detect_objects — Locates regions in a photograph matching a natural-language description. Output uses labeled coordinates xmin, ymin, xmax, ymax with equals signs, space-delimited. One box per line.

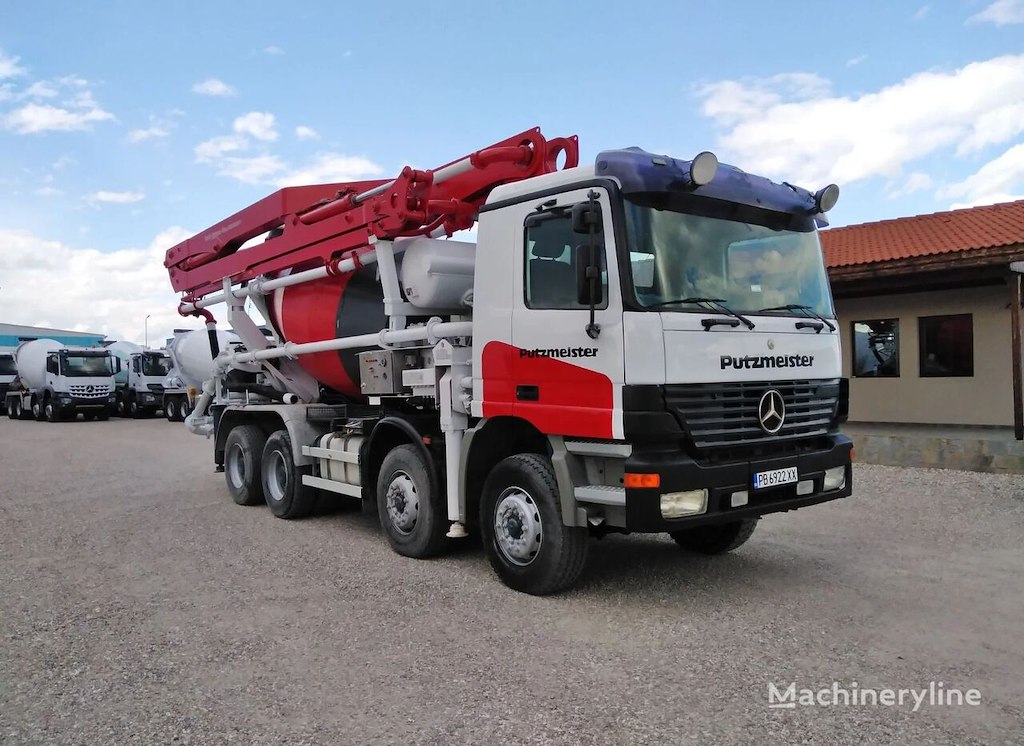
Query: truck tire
xmin=669 ymin=519 xmax=758 ymax=554
xmin=32 ymin=398 xmax=45 ymax=421
xmin=164 ymin=399 xmax=177 ymax=421
xmin=224 ymin=425 xmax=267 ymax=506
xmin=376 ymin=444 xmax=449 ymax=559
xmin=480 ymin=454 xmax=588 ymax=596
xmin=262 ymin=429 xmax=316 ymax=519
xmin=116 ymin=395 xmax=126 ymax=417
xmin=7 ymin=401 xmax=17 ymax=420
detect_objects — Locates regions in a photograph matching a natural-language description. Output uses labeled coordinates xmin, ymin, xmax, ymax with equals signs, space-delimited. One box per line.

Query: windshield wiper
xmin=648 ymin=297 xmax=755 ymax=330
xmin=757 ymin=304 xmax=835 ymax=332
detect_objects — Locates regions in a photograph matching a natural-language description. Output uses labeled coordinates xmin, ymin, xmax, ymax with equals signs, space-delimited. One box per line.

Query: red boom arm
xmin=165 ymin=127 xmax=579 ymax=303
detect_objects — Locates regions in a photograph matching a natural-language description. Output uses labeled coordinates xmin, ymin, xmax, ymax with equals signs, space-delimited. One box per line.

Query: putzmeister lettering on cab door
xmin=520 ymin=347 xmax=599 ymax=359
xmin=720 ymin=354 xmax=814 ymax=370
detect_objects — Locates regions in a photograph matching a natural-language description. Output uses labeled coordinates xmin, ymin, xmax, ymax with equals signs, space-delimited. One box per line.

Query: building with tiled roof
xmin=819 ymin=200 xmax=1024 ymax=435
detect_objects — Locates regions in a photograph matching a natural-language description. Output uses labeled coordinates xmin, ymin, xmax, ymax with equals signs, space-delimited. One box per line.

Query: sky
xmin=1 ymin=0 xmax=1023 ymax=345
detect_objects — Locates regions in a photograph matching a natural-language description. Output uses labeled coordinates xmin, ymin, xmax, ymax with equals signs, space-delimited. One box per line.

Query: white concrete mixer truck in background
xmin=162 ymin=328 xmax=238 ymax=422
xmin=5 ymin=339 xmax=117 ymax=421
xmin=165 ymin=128 xmax=852 ymax=595
xmin=0 ymin=350 xmax=15 ymax=415
xmin=107 ymin=341 xmax=173 ymax=418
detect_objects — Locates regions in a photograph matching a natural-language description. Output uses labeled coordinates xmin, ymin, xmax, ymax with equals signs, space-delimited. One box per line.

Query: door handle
xmin=516 ymin=385 xmax=539 ymax=401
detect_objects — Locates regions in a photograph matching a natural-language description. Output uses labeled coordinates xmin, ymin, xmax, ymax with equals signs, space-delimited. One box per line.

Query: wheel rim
xmin=32 ymin=402 xmax=39 ymax=417
xmin=266 ymin=450 xmax=288 ymax=502
xmin=385 ymin=470 xmax=419 ymax=535
xmin=493 ymin=486 xmax=543 ymax=566
xmin=45 ymin=403 xmax=53 ymax=418
xmin=226 ymin=443 xmax=246 ymax=490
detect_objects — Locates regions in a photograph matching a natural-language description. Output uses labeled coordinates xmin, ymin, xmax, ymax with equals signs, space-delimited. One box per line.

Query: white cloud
xmin=696 ymin=54 xmax=1024 ymax=188
xmin=217 ymin=155 xmax=287 ymax=184
xmin=264 ymin=45 xmax=285 ymax=55
xmin=887 ymin=172 xmax=934 ymax=198
xmin=846 ymin=55 xmax=867 ymax=68
xmin=0 ymin=50 xmax=26 ymax=79
xmin=88 ymin=190 xmax=146 ymax=204
xmin=34 ymin=185 xmax=63 ymax=197
xmin=941 ymin=142 xmax=1024 ymax=207
xmin=194 ymin=134 xmax=249 ymax=162
xmin=233 ymin=111 xmax=277 ymax=141
xmin=192 ymin=78 xmax=236 ymax=96
xmin=0 ymin=226 xmax=202 ymax=346
xmin=967 ymin=0 xmax=1024 ymax=25
xmin=2 ymin=101 xmax=115 ymax=133
xmin=128 ymin=126 xmax=169 ymax=143
xmin=276 ymin=153 xmax=385 ymax=187
xmin=915 ymin=5 xmax=931 ymax=20
xmin=22 ymin=80 xmax=58 ymax=99
xmin=295 ymin=125 xmax=319 ymax=141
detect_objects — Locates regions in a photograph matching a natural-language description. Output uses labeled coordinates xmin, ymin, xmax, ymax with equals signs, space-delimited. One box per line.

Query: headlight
xmin=823 ymin=466 xmax=846 ymax=491
xmin=660 ymin=489 xmax=708 ymax=518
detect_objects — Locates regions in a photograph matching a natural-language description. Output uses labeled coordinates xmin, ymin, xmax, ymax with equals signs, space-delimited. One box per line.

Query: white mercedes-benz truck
xmin=5 ymin=339 xmax=117 ymax=421
xmin=164 ymin=128 xmax=853 ymax=594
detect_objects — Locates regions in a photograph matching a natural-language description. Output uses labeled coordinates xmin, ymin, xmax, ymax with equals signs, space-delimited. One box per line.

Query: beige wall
xmin=835 ymin=285 xmax=1015 ymax=426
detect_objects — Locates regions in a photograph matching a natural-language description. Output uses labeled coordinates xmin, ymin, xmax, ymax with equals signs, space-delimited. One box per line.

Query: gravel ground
xmin=1 ymin=416 xmax=1022 ymax=745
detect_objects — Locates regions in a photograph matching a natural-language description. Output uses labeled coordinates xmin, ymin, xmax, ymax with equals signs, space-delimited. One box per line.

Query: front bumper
xmin=623 ymin=434 xmax=853 ymax=532
xmin=58 ymin=395 xmax=116 ymax=410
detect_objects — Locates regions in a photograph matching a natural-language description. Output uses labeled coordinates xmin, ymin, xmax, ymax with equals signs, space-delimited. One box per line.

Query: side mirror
xmin=571 ymin=202 xmax=603 ymax=234
xmin=575 ymin=245 xmax=604 ymax=306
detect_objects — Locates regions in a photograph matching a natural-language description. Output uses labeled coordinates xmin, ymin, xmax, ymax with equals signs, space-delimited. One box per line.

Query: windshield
xmin=142 ymin=355 xmax=172 ymax=376
xmin=62 ymin=354 xmax=114 ymax=377
xmin=623 ymin=198 xmax=835 ymax=317
xmin=0 ymin=355 xmax=14 ymax=375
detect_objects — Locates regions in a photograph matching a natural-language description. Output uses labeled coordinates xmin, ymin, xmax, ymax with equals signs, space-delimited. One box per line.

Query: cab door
xmin=509 ymin=186 xmax=625 ymax=440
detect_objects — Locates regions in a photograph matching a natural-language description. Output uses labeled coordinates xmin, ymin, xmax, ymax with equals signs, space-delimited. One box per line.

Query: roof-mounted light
xmin=690 ymin=151 xmax=719 ymax=187
xmin=815 ymin=183 xmax=840 ymax=213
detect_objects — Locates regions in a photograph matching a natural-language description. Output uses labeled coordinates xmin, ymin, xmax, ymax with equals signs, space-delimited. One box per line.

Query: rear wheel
xmin=669 ymin=519 xmax=759 ymax=554
xmin=262 ymin=430 xmax=316 ymax=519
xmin=6 ymin=401 xmax=17 ymax=420
xmin=224 ymin=425 xmax=267 ymax=506
xmin=376 ymin=444 xmax=449 ymax=558
xmin=32 ymin=399 xmax=45 ymax=421
xmin=480 ymin=454 xmax=588 ymax=595
xmin=164 ymin=399 xmax=178 ymax=421
xmin=116 ymin=395 xmax=127 ymax=417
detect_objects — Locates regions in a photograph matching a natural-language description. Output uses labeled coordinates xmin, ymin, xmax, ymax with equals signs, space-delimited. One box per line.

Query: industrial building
xmin=0 ymin=323 xmax=106 ymax=350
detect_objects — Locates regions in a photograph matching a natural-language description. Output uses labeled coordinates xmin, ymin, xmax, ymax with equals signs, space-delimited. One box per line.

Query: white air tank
xmin=400 ymin=238 xmax=476 ymax=309
xmin=14 ymin=339 xmax=62 ymax=390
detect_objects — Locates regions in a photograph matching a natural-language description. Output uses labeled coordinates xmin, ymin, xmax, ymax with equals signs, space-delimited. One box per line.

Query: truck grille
xmin=665 ymin=379 xmax=840 ymax=450
xmin=68 ymin=384 xmax=111 ymax=399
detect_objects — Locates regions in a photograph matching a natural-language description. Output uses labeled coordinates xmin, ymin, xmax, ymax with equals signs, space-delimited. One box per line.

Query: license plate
xmin=753 ymin=467 xmax=798 ymax=490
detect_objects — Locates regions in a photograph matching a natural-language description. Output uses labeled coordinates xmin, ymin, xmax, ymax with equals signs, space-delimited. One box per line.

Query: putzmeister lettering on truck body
xmin=720 ymin=354 xmax=815 ymax=370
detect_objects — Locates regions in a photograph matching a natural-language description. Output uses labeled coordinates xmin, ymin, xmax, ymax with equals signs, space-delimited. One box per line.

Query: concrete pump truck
xmin=165 ymin=128 xmax=852 ymax=595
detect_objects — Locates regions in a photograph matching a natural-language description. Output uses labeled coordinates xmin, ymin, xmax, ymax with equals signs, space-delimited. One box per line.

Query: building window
xmin=919 ymin=314 xmax=973 ymax=377
xmin=852 ymin=319 xmax=899 ymax=377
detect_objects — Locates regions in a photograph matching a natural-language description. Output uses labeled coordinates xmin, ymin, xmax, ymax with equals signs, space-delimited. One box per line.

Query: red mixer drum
xmin=268 ymin=266 xmax=387 ymax=399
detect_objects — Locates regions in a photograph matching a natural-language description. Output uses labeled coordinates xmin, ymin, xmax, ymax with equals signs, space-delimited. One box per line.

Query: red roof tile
xmin=821 ymin=199 xmax=1024 ymax=269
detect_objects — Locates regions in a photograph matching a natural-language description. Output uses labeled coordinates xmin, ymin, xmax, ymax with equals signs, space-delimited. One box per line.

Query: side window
xmin=46 ymin=355 xmax=58 ymax=375
xmin=524 ymin=209 xmax=607 ymax=310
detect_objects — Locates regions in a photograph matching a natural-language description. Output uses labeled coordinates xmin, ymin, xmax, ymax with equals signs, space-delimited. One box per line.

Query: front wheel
xmin=262 ymin=430 xmax=316 ymax=519
xmin=480 ymin=454 xmax=588 ymax=595
xmin=376 ymin=444 xmax=449 ymax=558
xmin=669 ymin=519 xmax=759 ymax=554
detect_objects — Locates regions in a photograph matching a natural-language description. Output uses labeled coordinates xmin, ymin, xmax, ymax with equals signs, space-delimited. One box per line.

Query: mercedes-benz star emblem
xmin=758 ymin=389 xmax=785 ymax=434
xmin=86 ymin=385 xmax=94 ymax=393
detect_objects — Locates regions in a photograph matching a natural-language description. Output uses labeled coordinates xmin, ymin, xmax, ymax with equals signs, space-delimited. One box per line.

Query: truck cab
xmin=37 ymin=349 xmax=117 ymax=421
xmin=0 ymin=352 xmax=14 ymax=415
xmin=123 ymin=351 xmax=172 ymax=418
xmin=465 ymin=149 xmax=850 ymax=551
